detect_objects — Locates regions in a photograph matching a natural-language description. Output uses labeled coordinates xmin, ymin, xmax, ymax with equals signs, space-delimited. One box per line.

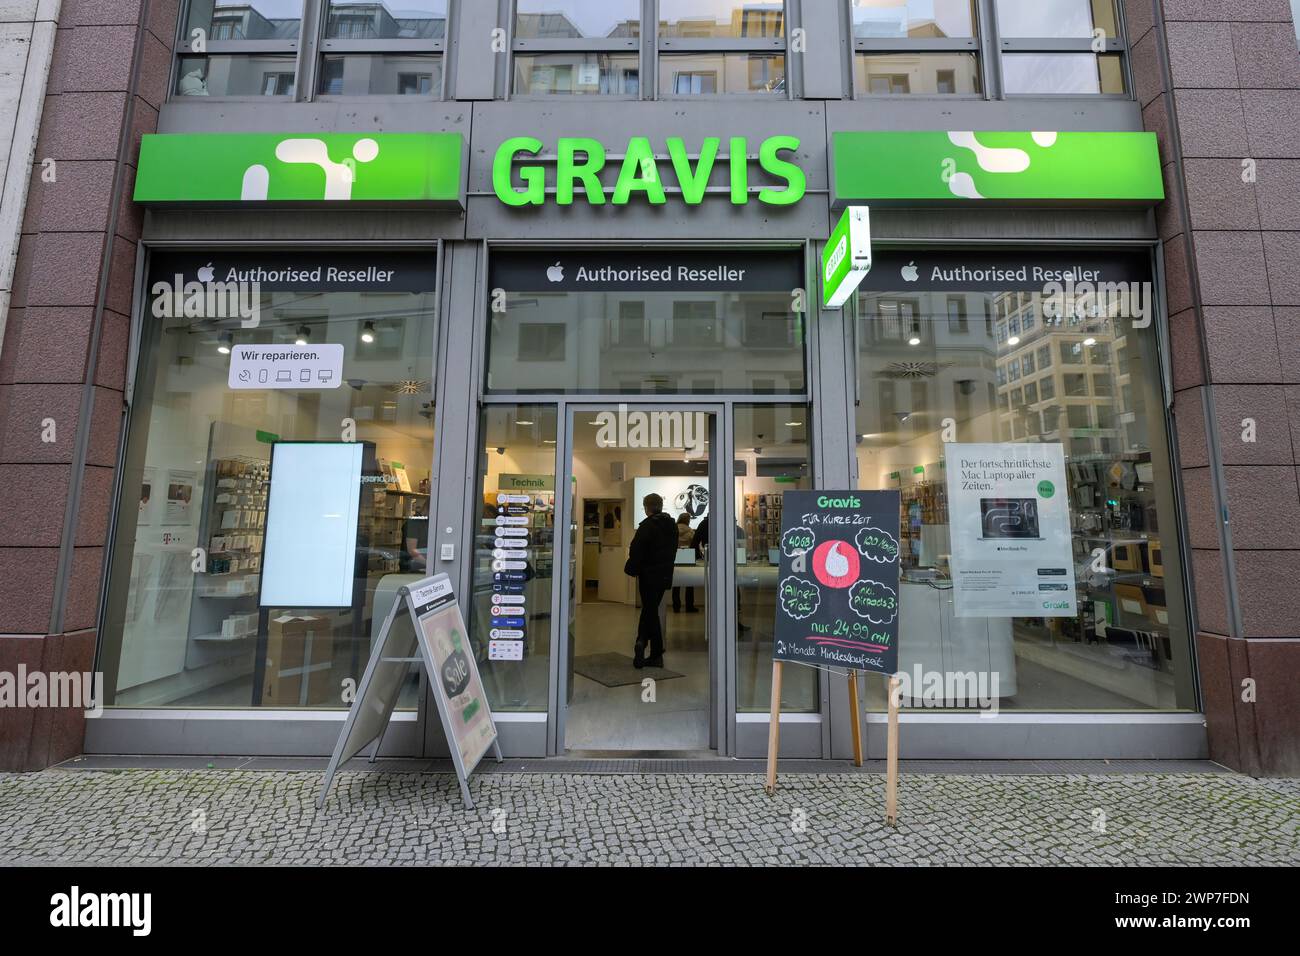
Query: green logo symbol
xmin=1037 ymin=480 xmax=1055 ymax=498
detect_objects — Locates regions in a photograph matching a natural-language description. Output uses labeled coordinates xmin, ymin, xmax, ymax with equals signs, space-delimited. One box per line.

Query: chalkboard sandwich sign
xmin=765 ymin=490 xmax=904 ymax=824
xmin=773 ymin=491 xmax=901 ymax=674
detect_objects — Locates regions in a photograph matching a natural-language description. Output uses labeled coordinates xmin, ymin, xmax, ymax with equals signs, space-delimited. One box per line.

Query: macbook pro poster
xmin=944 ymin=443 xmax=1077 ymax=618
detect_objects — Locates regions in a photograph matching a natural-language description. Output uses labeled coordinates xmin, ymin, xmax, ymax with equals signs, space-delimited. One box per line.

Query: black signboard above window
xmin=859 ymin=250 xmax=1149 ymax=292
xmin=490 ymin=249 xmax=803 ymax=293
xmin=149 ymin=251 xmax=438 ymax=293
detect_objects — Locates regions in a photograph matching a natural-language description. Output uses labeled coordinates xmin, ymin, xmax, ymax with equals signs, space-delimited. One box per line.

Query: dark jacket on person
xmin=626 ymin=511 xmax=679 ymax=585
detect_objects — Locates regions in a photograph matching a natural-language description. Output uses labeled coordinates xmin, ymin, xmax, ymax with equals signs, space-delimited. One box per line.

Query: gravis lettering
xmin=493 ymin=135 xmax=805 ymax=207
xmin=818 ymin=495 xmax=861 ymax=508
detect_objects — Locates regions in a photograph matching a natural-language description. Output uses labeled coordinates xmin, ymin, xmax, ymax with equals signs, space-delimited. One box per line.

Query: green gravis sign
xmin=832 ymin=131 xmax=1164 ymax=204
xmin=134 ymin=132 xmax=464 ymax=204
xmin=492 ymin=135 xmax=805 ymax=207
xmin=132 ymin=129 xmax=1164 ymax=210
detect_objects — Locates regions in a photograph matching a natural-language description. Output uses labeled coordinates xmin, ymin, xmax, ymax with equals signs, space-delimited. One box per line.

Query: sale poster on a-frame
xmin=772 ymin=490 xmax=902 ymax=675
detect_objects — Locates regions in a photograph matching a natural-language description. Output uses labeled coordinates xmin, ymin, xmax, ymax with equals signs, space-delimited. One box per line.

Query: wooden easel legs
xmin=764 ymin=661 xmax=783 ymax=795
xmin=885 ymin=674 xmax=900 ymax=826
xmin=765 ymin=664 xmax=900 ymax=828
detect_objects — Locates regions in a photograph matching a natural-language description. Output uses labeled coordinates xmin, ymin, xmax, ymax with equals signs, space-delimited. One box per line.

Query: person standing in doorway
xmin=672 ymin=513 xmax=699 ymax=613
xmin=625 ymin=493 xmax=678 ymax=669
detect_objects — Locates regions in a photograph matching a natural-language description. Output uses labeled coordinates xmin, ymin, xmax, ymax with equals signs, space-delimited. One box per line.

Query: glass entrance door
xmin=555 ymin=403 xmax=725 ymax=753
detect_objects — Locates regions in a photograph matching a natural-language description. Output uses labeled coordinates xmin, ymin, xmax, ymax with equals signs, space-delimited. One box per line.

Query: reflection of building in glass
xmin=324 ymin=3 xmax=446 ymax=40
xmin=856 ymin=292 xmax=1000 ymax=451
xmin=495 ymin=290 xmax=803 ymax=393
xmin=209 ymin=4 xmax=300 ymax=40
xmin=662 ymin=4 xmax=784 ymax=38
xmin=515 ymin=12 xmax=639 ymax=39
xmin=992 ymin=291 xmax=1141 ymax=463
xmin=855 ymin=51 xmax=979 ymax=94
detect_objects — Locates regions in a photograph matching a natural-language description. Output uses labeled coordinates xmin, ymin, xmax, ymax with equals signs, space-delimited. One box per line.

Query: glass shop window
xmin=853 ymin=251 xmax=1194 ymax=715
xmin=99 ymin=252 xmax=437 ymax=710
xmin=485 ymin=250 xmax=806 ymax=394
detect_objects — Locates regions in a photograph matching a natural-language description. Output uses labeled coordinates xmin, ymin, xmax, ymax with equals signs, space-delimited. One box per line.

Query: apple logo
xmin=900 ymin=261 xmax=919 ymax=282
xmin=197 ymin=263 xmax=215 ymax=283
xmin=546 ymin=262 xmax=564 ymax=283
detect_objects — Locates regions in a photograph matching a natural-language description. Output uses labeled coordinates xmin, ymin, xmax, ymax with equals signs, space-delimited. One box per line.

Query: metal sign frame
xmin=318 ymin=573 xmax=502 ymax=810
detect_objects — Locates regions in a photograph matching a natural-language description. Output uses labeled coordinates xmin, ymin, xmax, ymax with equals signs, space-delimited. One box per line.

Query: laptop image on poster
xmin=979 ymin=498 xmax=1042 ymax=539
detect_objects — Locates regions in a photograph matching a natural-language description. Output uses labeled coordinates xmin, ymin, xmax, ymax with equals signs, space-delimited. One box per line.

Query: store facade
xmin=10 ymin=0 xmax=1297 ymax=771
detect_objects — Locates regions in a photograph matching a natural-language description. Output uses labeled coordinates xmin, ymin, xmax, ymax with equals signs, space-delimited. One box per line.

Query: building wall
xmin=0 ymin=0 xmax=175 ymax=771
xmin=2 ymin=0 xmax=1294 ymax=771
xmin=0 ymin=0 xmax=61 ymax=372
xmin=1128 ymin=0 xmax=1300 ymax=774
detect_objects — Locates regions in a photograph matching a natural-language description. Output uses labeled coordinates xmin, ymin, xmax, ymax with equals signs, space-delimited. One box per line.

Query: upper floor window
xmin=851 ymin=0 xmax=981 ymax=95
xmin=174 ymin=1 xmax=446 ymax=99
xmin=318 ymin=1 xmax=447 ymax=96
xmin=176 ymin=1 xmax=303 ymax=97
xmin=659 ymin=1 xmax=786 ymax=95
xmin=996 ymin=0 xmax=1126 ymax=95
xmin=512 ymin=0 xmax=641 ymax=96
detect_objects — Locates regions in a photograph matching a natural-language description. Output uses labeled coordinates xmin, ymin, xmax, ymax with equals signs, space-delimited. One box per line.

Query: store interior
xmin=853 ymin=288 xmax=1184 ymax=712
xmin=104 ymin=287 xmax=437 ymax=711
xmin=475 ymin=403 xmax=815 ymax=751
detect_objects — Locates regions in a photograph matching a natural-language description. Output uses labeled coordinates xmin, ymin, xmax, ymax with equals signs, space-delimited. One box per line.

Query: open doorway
xmin=562 ymin=405 xmax=718 ymax=752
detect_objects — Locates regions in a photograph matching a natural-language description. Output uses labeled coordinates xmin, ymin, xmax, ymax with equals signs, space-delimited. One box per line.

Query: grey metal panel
xmin=735 ymin=716 xmax=824 ymax=758
xmin=808 ymin=235 xmax=858 ymax=760
xmin=451 ymin=0 xmax=500 ymax=100
xmin=799 ymin=0 xmax=848 ymax=100
xmin=82 ymin=710 xmax=549 ymax=757
xmin=143 ymin=210 xmax=468 ymax=242
xmin=862 ymin=713 xmax=1208 ymax=760
xmin=866 ymin=208 xmax=1155 ymax=241
xmin=425 ymin=239 xmax=487 ymax=755
xmin=826 ymin=95 xmax=1146 ymax=133
xmin=156 ymin=100 xmax=472 ymax=135
xmin=83 ymin=710 xmax=424 ymax=757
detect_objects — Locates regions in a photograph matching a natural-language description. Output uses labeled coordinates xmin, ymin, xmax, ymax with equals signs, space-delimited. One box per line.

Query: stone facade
xmin=1128 ymin=0 xmax=1300 ymax=774
xmin=0 ymin=0 xmax=175 ymax=771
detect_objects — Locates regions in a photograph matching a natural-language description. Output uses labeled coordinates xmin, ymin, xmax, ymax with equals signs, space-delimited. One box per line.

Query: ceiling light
xmin=217 ymin=332 xmax=233 ymax=355
xmin=295 ymin=325 xmax=310 ymax=346
xmin=515 ymin=420 xmax=534 ymax=426
xmin=361 ymin=321 xmax=376 ymax=344
xmin=908 ymin=336 xmax=921 ymax=346
xmin=1083 ymin=337 xmax=1096 ymax=346
xmin=543 ymin=439 xmax=556 ymax=444
xmin=784 ymin=421 xmax=801 ymax=427
xmin=1007 ymin=335 xmax=1020 ymax=346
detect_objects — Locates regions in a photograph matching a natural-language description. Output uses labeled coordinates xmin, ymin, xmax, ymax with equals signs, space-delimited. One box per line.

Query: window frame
xmin=848 ymin=0 xmax=983 ymax=99
xmin=509 ymin=0 xmax=643 ymax=100
xmin=656 ymin=0 xmax=792 ymax=100
xmin=992 ymin=0 xmax=1131 ymax=99
xmin=316 ymin=0 xmax=449 ymax=99
xmin=172 ymin=0 xmax=307 ymax=100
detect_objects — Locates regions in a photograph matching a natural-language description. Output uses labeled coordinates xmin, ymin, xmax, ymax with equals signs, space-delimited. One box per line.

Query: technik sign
xmin=491 ymin=135 xmax=806 ymax=206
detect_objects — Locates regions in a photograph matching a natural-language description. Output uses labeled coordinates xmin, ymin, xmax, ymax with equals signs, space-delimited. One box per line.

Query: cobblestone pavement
xmin=0 ymin=768 xmax=1297 ymax=865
